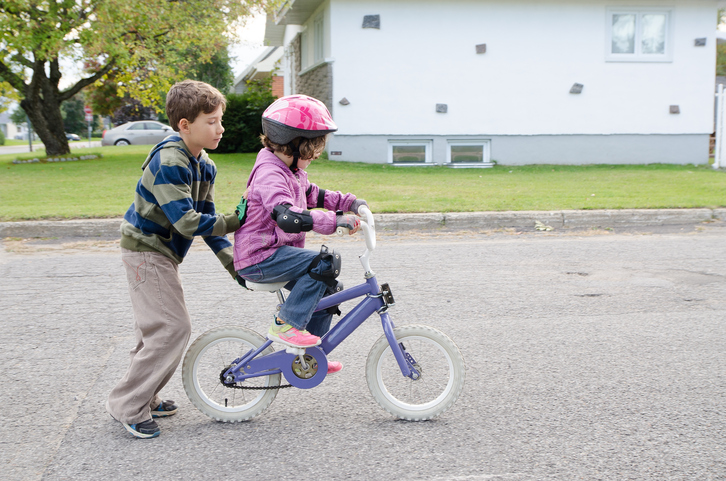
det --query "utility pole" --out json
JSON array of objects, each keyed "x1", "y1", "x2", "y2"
[{"x1": 25, "y1": 113, "x2": 32, "y2": 153}]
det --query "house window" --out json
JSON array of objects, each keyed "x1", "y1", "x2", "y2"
[
  {"x1": 606, "y1": 8, "x2": 672, "y2": 62},
  {"x1": 389, "y1": 140, "x2": 432, "y2": 165},
  {"x1": 447, "y1": 141, "x2": 492, "y2": 167},
  {"x1": 313, "y1": 13, "x2": 324, "y2": 64}
]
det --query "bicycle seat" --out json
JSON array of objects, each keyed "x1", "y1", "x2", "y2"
[{"x1": 245, "y1": 280, "x2": 288, "y2": 292}]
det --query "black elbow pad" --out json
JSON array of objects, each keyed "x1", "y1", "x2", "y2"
[{"x1": 272, "y1": 204, "x2": 314, "y2": 233}]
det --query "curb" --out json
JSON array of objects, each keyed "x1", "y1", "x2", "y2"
[
  {"x1": 1, "y1": 208, "x2": 724, "y2": 239},
  {"x1": 376, "y1": 208, "x2": 723, "y2": 232}
]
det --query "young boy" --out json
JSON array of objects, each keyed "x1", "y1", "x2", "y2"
[{"x1": 106, "y1": 80, "x2": 243, "y2": 439}]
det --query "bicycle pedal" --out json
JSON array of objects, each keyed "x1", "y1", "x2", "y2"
[{"x1": 285, "y1": 347, "x2": 307, "y2": 356}]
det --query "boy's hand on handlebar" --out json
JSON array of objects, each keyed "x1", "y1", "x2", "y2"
[
  {"x1": 336, "y1": 213, "x2": 360, "y2": 234},
  {"x1": 350, "y1": 198, "x2": 368, "y2": 215}
]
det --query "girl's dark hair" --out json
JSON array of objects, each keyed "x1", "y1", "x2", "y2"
[{"x1": 260, "y1": 134, "x2": 328, "y2": 160}]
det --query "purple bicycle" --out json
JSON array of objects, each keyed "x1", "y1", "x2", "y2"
[{"x1": 181, "y1": 207, "x2": 465, "y2": 421}]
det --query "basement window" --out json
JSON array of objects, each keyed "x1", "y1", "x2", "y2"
[
  {"x1": 388, "y1": 140, "x2": 432, "y2": 165},
  {"x1": 447, "y1": 140, "x2": 492, "y2": 168}
]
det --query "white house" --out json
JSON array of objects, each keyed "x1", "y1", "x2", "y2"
[
  {"x1": 0, "y1": 111, "x2": 19, "y2": 140},
  {"x1": 265, "y1": 0, "x2": 720, "y2": 166}
]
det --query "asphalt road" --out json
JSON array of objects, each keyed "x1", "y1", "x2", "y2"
[
  {"x1": 0, "y1": 141, "x2": 102, "y2": 156},
  {"x1": 1, "y1": 226, "x2": 724, "y2": 480}
]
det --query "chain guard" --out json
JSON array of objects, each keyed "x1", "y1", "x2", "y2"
[{"x1": 219, "y1": 365, "x2": 292, "y2": 390}]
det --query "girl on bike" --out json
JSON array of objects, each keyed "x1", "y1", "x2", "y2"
[{"x1": 233, "y1": 95, "x2": 367, "y2": 374}]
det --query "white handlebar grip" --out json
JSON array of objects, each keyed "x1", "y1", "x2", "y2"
[
  {"x1": 336, "y1": 227, "x2": 350, "y2": 236},
  {"x1": 359, "y1": 206, "x2": 374, "y2": 229}
]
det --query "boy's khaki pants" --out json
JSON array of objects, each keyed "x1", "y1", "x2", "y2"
[{"x1": 106, "y1": 248, "x2": 192, "y2": 424}]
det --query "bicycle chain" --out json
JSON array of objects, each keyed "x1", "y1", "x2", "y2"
[{"x1": 219, "y1": 366, "x2": 293, "y2": 390}]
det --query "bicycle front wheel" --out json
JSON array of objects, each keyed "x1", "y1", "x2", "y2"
[
  {"x1": 182, "y1": 326, "x2": 280, "y2": 422},
  {"x1": 366, "y1": 324, "x2": 465, "y2": 421}
]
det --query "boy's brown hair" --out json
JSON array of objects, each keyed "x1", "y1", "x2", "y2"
[
  {"x1": 166, "y1": 80, "x2": 226, "y2": 132},
  {"x1": 260, "y1": 134, "x2": 328, "y2": 161}
]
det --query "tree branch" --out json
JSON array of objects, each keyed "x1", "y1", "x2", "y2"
[
  {"x1": 0, "y1": 59, "x2": 27, "y2": 93},
  {"x1": 58, "y1": 58, "x2": 116, "y2": 102},
  {"x1": 49, "y1": 58, "x2": 62, "y2": 86},
  {"x1": 12, "y1": 53, "x2": 34, "y2": 69}
]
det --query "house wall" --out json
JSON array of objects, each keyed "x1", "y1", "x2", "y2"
[
  {"x1": 296, "y1": 60, "x2": 334, "y2": 111},
  {"x1": 282, "y1": 1, "x2": 335, "y2": 110},
  {"x1": 0, "y1": 112, "x2": 19, "y2": 139},
  {"x1": 324, "y1": 0, "x2": 718, "y2": 165}
]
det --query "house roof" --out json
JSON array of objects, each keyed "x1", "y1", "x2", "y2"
[
  {"x1": 264, "y1": 0, "x2": 324, "y2": 46},
  {"x1": 232, "y1": 46, "x2": 284, "y2": 88}
]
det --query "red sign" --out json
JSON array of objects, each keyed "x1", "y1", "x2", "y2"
[{"x1": 83, "y1": 105, "x2": 92, "y2": 115}]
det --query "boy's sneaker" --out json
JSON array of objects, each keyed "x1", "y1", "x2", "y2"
[
  {"x1": 121, "y1": 419, "x2": 160, "y2": 439},
  {"x1": 327, "y1": 361, "x2": 343, "y2": 375},
  {"x1": 151, "y1": 400, "x2": 178, "y2": 418},
  {"x1": 268, "y1": 322, "x2": 321, "y2": 348}
]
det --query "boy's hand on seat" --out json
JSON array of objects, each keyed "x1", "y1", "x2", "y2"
[
  {"x1": 336, "y1": 214, "x2": 360, "y2": 235},
  {"x1": 350, "y1": 198, "x2": 368, "y2": 215},
  {"x1": 235, "y1": 196, "x2": 248, "y2": 224}
]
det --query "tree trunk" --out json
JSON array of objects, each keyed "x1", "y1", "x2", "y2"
[
  {"x1": 20, "y1": 59, "x2": 72, "y2": 156},
  {"x1": 1, "y1": 53, "x2": 114, "y2": 157},
  {"x1": 21, "y1": 98, "x2": 70, "y2": 157}
]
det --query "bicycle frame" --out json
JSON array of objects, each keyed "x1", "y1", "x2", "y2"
[{"x1": 223, "y1": 207, "x2": 417, "y2": 389}]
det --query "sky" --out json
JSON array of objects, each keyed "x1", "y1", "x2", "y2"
[{"x1": 230, "y1": 11, "x2": 268, "y2": 79}]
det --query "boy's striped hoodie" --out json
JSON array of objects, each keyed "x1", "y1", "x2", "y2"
[{"x1": 120, "y1": 136, "x2": 240, "y2": 276}]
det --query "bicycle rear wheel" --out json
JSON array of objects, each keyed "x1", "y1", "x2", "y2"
[
  {"x1": 366, "y1": 324, "x2": 465, "y2": 421},
  {"x1": 182, "y1": 326, "x2": 280, "y2": 422}
]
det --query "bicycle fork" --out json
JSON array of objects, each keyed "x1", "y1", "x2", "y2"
[{"x1": 379, "y1": 311, "x2": 421, "y2": 379}]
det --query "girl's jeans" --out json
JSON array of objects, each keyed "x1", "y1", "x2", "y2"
[{"x1": 237, "y1": 246, "x2": 334, "y2": 337}]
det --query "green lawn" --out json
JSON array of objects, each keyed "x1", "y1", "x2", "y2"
[{"x1": 1, "y1": 144, "x2": 724, "y2": 221}]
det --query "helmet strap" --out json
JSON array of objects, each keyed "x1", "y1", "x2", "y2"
[{"x1": 289, "y1": 143, "x2": 301, "y2": 172}]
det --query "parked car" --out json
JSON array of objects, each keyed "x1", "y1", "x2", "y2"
[
  {"x1": 101, "y1": 121, "x2": 173, "y2": 146},
  {"x1": 14, "y1": 132, "x2": 38, "y2": 141},
  {"x1": 66, "y1": 133, "x2": 81, "y2": 141}
]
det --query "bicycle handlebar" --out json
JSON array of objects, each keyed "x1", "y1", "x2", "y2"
[{"x1": 336, "y1": 205, "x2": 377, "y2": 274}]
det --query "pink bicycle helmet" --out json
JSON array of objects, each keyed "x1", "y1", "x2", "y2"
[{"x1": 262, "y1": 94, "x2": 337, "y2": 145}]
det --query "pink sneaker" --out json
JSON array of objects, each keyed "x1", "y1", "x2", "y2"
[
  {"x1": 268, "y1": 322, "x2": 321, "y2": 347},
  {"x1": 327, "y1": 361, "x2": 343, "y2": 375}
]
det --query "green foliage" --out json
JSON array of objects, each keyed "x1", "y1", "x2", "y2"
[
  {"x1": 86, "y1": 77, "x2": 125, "y2": 118},
  {"x1": 718, "y1": 43, "x2": 726, "y2": 76},
  {"x1": 10, "y1": 108, "x2": 27, "y2": 126},
  {"x1": 0, "y1": 0, "x2": 271, "y2": 155},
  {"x1": 216, "y1": 79, "x2": 276, "y2": 154},
  {"x1": 61, "y1": 97, "x2": 86, "y2": 135},
  {"x1": 0, "y1": 128, "x2": 5, "y2": 145},
  {"x1": 61, "y1": 96, "x2": 101, "y2": 134},
  {"x1": 0, "y1": 81, "x2": 20, "y2": 113},
  {"x1": 189, "y1": 47, "x2": 235, "y2": 94}
]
